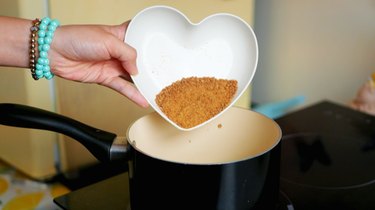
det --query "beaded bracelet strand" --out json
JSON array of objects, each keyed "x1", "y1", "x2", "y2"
[
  {"x1": 29, "y1": 18, "x2": 41, "y2": 80},
  {"x1": 35, "y1": 17, "x2": 60, "y2": 80}
]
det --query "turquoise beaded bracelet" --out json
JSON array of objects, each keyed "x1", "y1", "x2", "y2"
[{"x1": 35, "y1": 17, "x2": 60, "y2": 80}]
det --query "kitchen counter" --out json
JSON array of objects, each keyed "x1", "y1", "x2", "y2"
[{"x1": 0, "y1": 159, "x2": 69, "y2": 209}]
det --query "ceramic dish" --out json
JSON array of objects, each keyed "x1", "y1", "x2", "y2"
[{"x1": 125, "y1": 5, "x2": 258, "y2": 131}]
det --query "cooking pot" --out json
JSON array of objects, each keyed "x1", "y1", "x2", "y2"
[{"x1": 0, "y1": 103, "x2": 281, "y2": 210}]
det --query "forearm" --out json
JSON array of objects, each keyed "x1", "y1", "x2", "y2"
[{"x1": 0, "y1": 16, "x2": 33, "y2": 68}]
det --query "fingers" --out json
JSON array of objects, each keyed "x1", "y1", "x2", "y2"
[{"x1": 103, "y1": 76, "x2": 149, "y2": 108}]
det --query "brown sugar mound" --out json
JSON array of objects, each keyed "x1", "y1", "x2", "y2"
[{"x1": 155, "y1": 77, "x2": 238, "y2": 129}]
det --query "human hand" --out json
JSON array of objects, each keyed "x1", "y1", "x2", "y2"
[
  {"x1": 350, "y1": 77, "x2": 375, "y2": 116},
  {"x1": 49, "y1": 21, "x2": 148, "y2": 108}
]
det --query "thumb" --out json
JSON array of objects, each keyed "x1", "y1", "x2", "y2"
[{"x1": 106, "y1": 34, "x2": 139, "y2": 76}]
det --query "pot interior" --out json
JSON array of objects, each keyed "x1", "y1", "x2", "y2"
[{"x1": 127, "y1": 106, "x2": 281, "y2": 165}]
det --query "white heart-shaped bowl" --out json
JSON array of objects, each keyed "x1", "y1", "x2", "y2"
[{"x1": 125, "y1": 5, "x2": 258, "y2": 131}]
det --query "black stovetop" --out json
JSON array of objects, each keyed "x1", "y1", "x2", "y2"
[
  {"x1": 277, "y1": 100, "x2": 375, "y2": 210},
  {"x1": 54, "y1": 100, "x2": 375, "y2": 210}
]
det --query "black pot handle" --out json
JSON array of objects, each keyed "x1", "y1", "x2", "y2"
[{"x1": 0, "y1": 103, "x2": 119, "y2": 162}]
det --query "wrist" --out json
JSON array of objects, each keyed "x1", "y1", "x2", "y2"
[
  {"x1": 34, "y1": 17, "x2": 60, "y2": 80},
  {"x1": 0, "y1": 17, "x2": 34, "y2": 68}
]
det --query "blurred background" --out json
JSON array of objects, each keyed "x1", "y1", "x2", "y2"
[
  {"x1": 0, "y1": 0, "x2": 374, "y2": 181},
  {"x1": 252, "y1": 0, "x2": 375, "y2": 106}
]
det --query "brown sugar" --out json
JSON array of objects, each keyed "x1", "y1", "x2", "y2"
[{"x1": 155, "y1": 77, "x2": 238, "y2": 129}]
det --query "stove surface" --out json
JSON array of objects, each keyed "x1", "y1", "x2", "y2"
[
  {"x1": 54, "y1": 100, "x2": 375, "y2": 210},
  {"x1": 277, "y1": 100, "x2": 375, "y2": 210}
]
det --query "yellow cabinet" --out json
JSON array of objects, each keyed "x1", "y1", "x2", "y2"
[
  {"x1": 0, "y1": 0, "x2": 57, "y2": 179},
  {"x1": 0, "y1": 0, "x2": 254, "y2": 179}
]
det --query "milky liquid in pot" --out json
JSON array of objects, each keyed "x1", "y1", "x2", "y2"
[{"x1": 127, "y1": 107, "x2": 281, "y2": 165}]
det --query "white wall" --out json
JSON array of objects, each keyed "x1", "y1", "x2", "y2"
[{"x1": 252, "y1": 0, "x2": 375, "y2": 107}]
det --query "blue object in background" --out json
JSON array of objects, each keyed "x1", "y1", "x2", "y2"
[{"x1": 252, "y1": 95, "x2": 306, "y2": 119}]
